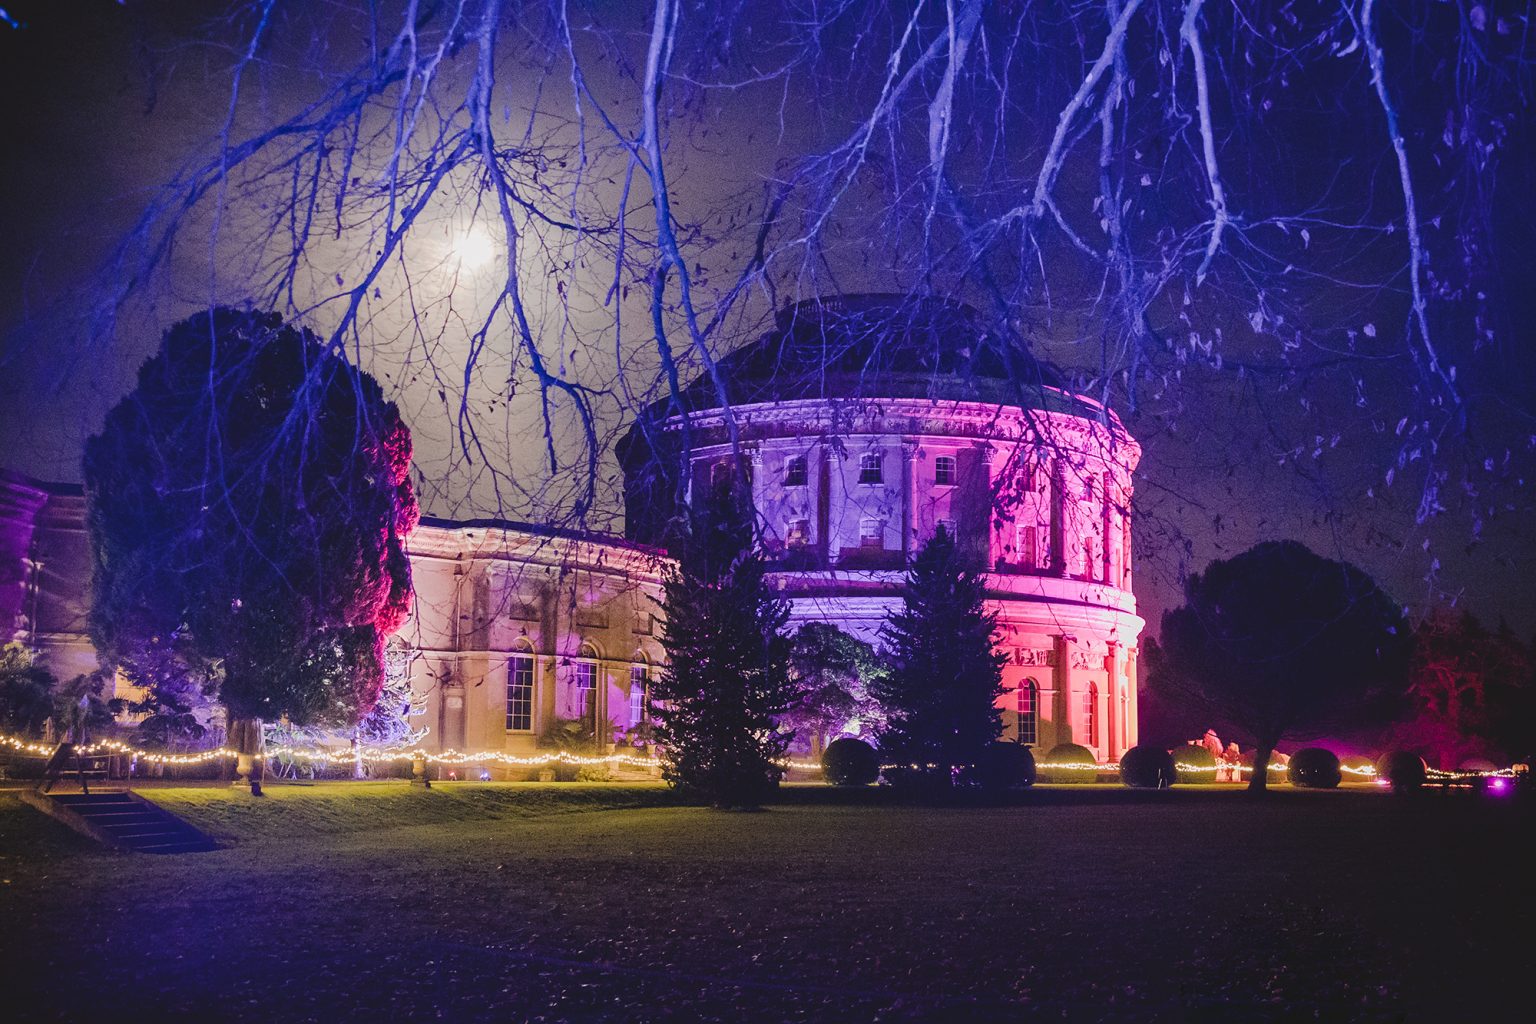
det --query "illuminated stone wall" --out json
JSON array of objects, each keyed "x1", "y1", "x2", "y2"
[{"x1": 397, "y1": 519, "x2": 669, "y2": 769}]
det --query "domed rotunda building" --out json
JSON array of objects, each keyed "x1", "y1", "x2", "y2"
[{"x1": 619, "y1": 295, "x2": 1144, "y2": 760}]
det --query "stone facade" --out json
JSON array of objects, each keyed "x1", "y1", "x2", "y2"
[
  {"x1": 0, "y1": 474, "x2": 668, "y2": 765},
  {"x1": 398, "y1": 518, "x2": 669, "y2": 765},
  {"x1": 0, "y1": 471, "x2": 97, "y2": 684},
  {"x1": 620, "y1": 296, "x2": 1144, "y2": 761}
]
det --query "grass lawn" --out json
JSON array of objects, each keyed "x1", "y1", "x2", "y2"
[{"x1": 0, "y1": 781, "x2": 1530, "y2": 1023}]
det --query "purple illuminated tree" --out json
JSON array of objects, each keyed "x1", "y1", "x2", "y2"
[
  {"x1": 84, "y1": 308, "x2": 418, "y2": 789},
  {"x1": 1147, "y1": 541, "x2": 1412, "y2": 792},
  {"x1": 1390, "y1": 609, "x2": 1534, "y2": 767}
]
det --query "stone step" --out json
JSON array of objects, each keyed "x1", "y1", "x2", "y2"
[{"x1": 20, "y1": 790, "x2": 220, "y2": 854}]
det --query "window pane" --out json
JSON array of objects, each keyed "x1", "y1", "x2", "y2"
[
  {"x1": 784, "y1": 455, "x2": 807, "y2": 487},
  {"x1": 934, "y1": 455, "x2": 956, "y2": 485},
  {"x1": 507, "y1": 654, "x2": 534, "y2": 731},
  {"x1": 787, "y1": 519, "x2": 809, "y2": 548},
  {"x1": 1016, "y1": 680, "x2": 1038, "y2": 746},
  {"x1": 629, "y1": 666, "x2": 646, "y2": 727},
  {"x1": 859, "y1": 453, "x2": 882, "y2": 483},
  {"x1": 576, "y1": 661, "x2": 597, "y2": 719}
]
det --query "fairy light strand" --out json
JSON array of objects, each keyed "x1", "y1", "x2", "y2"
[{"x1": 1, "y1": 732, "x2": 1521, "y2": 780}]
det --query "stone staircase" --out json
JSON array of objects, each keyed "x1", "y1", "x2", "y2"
[{"x1": 21, "y1": 790, "x2": 220, "y2": 854}]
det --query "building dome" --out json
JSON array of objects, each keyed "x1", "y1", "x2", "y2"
[
  {"x1": 619, "y1": 294, "x2": 1144, "y2": 761},
  {"x1": 671, "y1": 294, "x2": 1084, "y2": 412}
]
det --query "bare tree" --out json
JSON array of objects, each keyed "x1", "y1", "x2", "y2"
[{"x1": 20, "y1": 0, "x2": 1533, "y2": 606}]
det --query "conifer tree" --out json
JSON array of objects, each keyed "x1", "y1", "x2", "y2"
[
  {"x1": 876, "y1": 525, "x2": 1005, "y2": 786},
  {"x1": 652, "y1": 491, "x2": 795, "y2": 808}
]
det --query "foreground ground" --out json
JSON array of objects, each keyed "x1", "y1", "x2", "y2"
[{"x1": 0, "y1": 782, "x2": 1530, "y2": 1023}]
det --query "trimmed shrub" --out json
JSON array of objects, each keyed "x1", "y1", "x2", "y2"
[
  {"x1": 1457, "y1": 757, "x2": 1497, "y2": 773},
  {"x1": 1039, "y1": 743, "x2": 1098, "y2": 784},
  {"x1": 1288, "y1": 747, "x2": 1342, "y2": 789},
  {"x1": 821, "y1": 737, "x2": 880, "y2": 787},
  {"x1": 1119, "y1": 744, "x2": 1176, "y2": 788},
  {"x1": 1168, "y1": 744, "x2": 1218, "y2": 784},
  {"x1": 962, "y1": 742, "x2": 1036, "y2": 790},
  {"x1": 1376, "y1": 750, "x2": 1427, "y2": 791}
]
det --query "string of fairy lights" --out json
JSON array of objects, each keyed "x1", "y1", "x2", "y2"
[{"x1": 0, "y1": 731, "x2": 1519, "y2": 781}]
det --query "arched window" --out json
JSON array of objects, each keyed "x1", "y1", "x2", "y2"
[
  {"x1": 1086, "y1": 682, "x2": 1100, "y2": 748},
  {"x1": 507, "y1": 644, "x2": 535, "y2": 732},
  {"x1": 629, "y1": 657, "x2": 648, "y2": 727},
  {"x1": 1016, "y1": 679, "x2": 1039, "y2": 747},
  {"x1": 575, "y1": 643, "x2": 599, "y2": 721}
]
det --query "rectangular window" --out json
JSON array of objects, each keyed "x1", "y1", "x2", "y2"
[
  {"x1": 859, "y1": 518, "x2": 884, "y2": 548},
  {"x1": 786, "y1": 518, "x2": 810, "y2": 548},
  {"x1": 1015, "y1": 523, "x2": 1038, "y2": 569},
  {"x1": 934, "y1": 455, "x2": 957, "y2": 486},
  {"x1": 784, "y1": 455, "x2": 807, "y2": 487},
  {"x1": 858, "y1": 452, "x2": 883, "y2": 484},
  {"x1": 506, "y1": 654, "x2": 534, "y2": 732},
  {"x1": 1016, "y1": 681, "x2": 1038, "y2": 747},
  {"x1": 936, "y1": 518, "x2": 956, "y2": 542},
  {"x1": 576, "y1": 661, "x2": 598, "y2": 719},
  {"x1": 629, "y1": 665, "x2": 647, "y2": 727}
]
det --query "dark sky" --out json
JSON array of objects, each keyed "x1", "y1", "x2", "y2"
[{"x1": 1, "y1": 0, "x2": 1533, "y2": 638}]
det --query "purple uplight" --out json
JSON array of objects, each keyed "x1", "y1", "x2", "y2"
[{"x1": 1488, "y1": 777, "x2": 1509, "y2": 794}]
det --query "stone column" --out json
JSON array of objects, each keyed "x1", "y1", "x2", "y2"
[
  {"x1": 825, "y1": 447, "x2": 846, "y2": 565},
  {"x1": 1049, "y1": 461, "x2": 1066, "y2": 576},
  {"x1": 747, "y1": 445, "x2": 765, "y2": 524},
  {"x1": 901, "y1": 441, "x2": 919, "y2": 560},
  {"x1": 1106, "y1": 642, "x2": 1121, "y2": 758},
  {"x1": 976, "y1": 443, "x2": 995, "y2": 569},
  {"x1": 1052, "y1": 635, "x2": 1072, "y2": 747},
  {"x1": 1125, "y1": 646, "x2": 1140, "y2": 749}
]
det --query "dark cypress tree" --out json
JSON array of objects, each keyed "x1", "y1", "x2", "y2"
[
  {"x1": 652, "y1": 492, "x2": 795, "y2": 808},
  {"x1": 876, "y1": 525, "x2": 1005, "y2": 786}
]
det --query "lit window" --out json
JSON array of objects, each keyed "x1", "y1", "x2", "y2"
[
  {"x1": 1015, "y1": 523, "x2": 1038, "y2": 569},
  {"x1": 629, "y1": 664, "x2": 647, "y2": 726},
  {"x1": 934, "y1": 455, "x2": 957, "y2": 486},
  {"x1": 784, "y1": 455, "x2": 807, "y2": 487},
  {"x1": 859, "y1": 452, "x2": 883, "y2": 484},
  {"x1": 859, "y1": 518, "x2": 884, "y2": 548},
  {"x1": 576, "y1": 648, "x2": 598, "y2": 720},
  {"x1": 1086, "y1": 682, "x2": 1100, "y2": 748},
  {"x1": 786, "y1": 519, "x2": 810, "y2": 548},
  {"x1": 1016, "y1": 679, "x2": 1039, "y2": 746},
  {"x1": 506, "y1": 653, "x2": 534, "y2": 732}
]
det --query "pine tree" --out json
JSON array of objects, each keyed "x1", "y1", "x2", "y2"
[
  {"x1": 876, "y1": 525, "x2": 1005, "y2": 786},
  {"x1": 653, "y1": 494, "x2": 796, "y2": 808}
]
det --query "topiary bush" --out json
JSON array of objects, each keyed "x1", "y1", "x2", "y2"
[
  {"x1": 1039, "y1": 743, "x2": 1098, "y2": 784},
  {"x1": 821, "y1": 737, "x2": 880, "y2": 787},
  {"x1": 1168, "y1": 744, "x2": 1218, "y2": 784},
  {"x1": 1241, "y1": 750, "x2": 1286, "y2": 786},
  {"x1": 1119, "y1": 744, "x2": 1176, "y2": 788},
  {"x1": 1288, "y1": 747, "x2": 1342, "y2": 789},
  {"x1": 1376, "y1": 750, "x2": 1427, "y2": 791},
  {"x1": 961, "y1": 742, "x2": 1036, "y2": 790}
]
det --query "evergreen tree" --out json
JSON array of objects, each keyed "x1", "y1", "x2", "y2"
[
  {"x1": 653, "y1": 494, "x2": 795, "y2": 808},
  {"x1": 876, "y1": 525, "x2": 1005, "y2": 786},
  {"x1": 85, "y1": 308, "x2": 418, "y2": 792}
]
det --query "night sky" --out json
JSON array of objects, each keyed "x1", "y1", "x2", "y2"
[{"x1": 1, "y1": 0, "x2": 1533, "y2": 640}]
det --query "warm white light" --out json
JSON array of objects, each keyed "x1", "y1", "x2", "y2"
[{"x1": 453, "y1": 226, "x2": 497, "y2": 270}]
